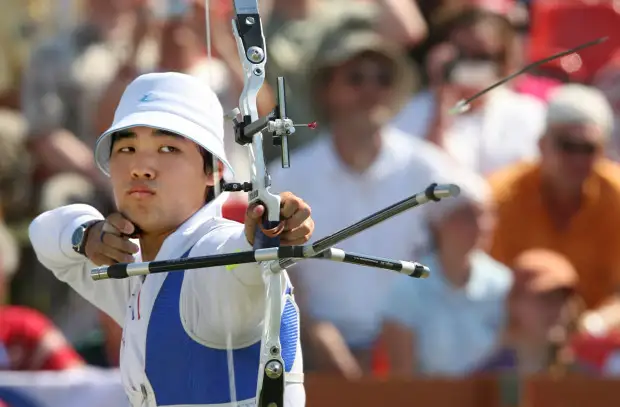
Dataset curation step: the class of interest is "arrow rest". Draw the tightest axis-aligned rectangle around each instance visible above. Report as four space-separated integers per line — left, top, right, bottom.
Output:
224 76 316 193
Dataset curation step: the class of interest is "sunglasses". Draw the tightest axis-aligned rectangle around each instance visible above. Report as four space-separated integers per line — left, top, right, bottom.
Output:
553 136 599 155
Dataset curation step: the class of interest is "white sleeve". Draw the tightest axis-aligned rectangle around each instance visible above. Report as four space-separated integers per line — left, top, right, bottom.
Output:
28 204 133 326
180 220 286 348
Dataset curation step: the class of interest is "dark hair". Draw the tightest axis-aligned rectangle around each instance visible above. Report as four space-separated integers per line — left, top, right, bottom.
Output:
109 131 225 203
438 7 518 74
198 147 226 202
440 7 516 41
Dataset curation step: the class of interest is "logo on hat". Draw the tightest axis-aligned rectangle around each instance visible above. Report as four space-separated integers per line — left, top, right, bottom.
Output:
140 93 156 102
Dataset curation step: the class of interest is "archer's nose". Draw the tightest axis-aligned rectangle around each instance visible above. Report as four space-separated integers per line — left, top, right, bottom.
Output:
131 159 157 180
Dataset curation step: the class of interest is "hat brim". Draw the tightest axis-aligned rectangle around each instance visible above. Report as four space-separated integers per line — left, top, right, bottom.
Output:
94 110 235 179
309 33 418 123
320 35 397 68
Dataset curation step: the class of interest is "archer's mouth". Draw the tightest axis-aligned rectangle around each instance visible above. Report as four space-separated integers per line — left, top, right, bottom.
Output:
128 191 156 198
127 183 156 197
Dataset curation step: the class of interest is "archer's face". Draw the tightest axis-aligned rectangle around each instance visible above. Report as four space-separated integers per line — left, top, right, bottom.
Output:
108 126 212 235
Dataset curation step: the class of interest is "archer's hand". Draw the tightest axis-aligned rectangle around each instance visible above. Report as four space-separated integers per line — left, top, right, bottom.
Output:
244 192 314 246
85 213 140 266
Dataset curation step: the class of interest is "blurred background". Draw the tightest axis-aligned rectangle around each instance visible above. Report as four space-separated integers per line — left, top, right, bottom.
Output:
3 0 620 406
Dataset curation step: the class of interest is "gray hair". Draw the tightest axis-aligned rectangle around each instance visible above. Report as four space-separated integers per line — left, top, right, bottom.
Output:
546 84 614 139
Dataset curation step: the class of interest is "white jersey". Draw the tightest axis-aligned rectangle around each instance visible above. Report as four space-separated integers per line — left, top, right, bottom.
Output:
28 192 305 407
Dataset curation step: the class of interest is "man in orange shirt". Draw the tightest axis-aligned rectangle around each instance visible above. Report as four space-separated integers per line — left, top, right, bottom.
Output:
488 84 620 335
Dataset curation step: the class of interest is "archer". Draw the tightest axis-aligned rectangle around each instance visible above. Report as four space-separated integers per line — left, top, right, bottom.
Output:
28 72 312 407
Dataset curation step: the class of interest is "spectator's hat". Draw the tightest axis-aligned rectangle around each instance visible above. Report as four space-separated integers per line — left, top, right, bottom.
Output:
94 72 234 178
307 19 417 122
546 84 614 138
512 249 578 294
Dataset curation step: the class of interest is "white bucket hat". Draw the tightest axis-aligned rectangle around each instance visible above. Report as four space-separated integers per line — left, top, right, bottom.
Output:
94 72 234 177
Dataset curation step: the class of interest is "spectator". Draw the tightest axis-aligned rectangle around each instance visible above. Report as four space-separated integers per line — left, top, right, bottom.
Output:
380 172 513 377
262 0 428 164
392 7 546 175
488 84 620 332
262 0 371 164
269 22 458 379
475 249 585 375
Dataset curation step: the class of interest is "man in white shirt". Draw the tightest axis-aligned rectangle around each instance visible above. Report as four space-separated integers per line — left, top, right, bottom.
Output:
392 8 547 175
28 72 314 407
269 22 460 378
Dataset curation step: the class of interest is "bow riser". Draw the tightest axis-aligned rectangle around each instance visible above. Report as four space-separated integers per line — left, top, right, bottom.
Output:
231 1 288 406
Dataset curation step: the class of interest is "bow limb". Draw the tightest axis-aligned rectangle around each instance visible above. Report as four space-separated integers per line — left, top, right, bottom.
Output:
233 0 266 122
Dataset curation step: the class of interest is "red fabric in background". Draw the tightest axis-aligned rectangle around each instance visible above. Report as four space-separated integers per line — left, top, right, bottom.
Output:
570 330 620 373
0 306 83 371
528 0 620 83
221 196 247 224
372 339 390 377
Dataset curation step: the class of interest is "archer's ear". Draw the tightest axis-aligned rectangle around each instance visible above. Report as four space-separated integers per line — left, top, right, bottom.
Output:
205 161 225 186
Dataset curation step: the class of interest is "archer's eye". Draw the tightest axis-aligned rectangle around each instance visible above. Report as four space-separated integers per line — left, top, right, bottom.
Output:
160 146 179 153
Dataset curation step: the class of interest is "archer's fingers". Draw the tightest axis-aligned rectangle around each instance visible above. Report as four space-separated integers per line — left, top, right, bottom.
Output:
105 213 135 235
281 218 314 245
245 204 265 222
89 253 119 267
98 244 135 264
280 193 305 220
101 232 140 255
284 205 311 231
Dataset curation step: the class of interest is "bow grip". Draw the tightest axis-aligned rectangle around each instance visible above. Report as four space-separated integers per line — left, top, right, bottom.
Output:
254 218 281 249
251 193 283 250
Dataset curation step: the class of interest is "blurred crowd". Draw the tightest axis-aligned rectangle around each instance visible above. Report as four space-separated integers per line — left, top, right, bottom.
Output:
3 0 620 388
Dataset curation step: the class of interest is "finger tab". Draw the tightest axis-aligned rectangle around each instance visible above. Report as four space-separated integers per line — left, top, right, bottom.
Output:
260 221 286 238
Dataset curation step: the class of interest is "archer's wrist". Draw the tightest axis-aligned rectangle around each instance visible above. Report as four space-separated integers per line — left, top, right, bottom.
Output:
61 215 103 260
